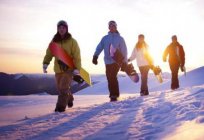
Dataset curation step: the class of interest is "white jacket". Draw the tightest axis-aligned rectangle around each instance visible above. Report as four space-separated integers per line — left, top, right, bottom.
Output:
129 44 152 67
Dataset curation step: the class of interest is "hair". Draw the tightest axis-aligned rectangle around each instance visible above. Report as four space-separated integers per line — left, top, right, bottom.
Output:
172 35 177 39
52 32 71 42
136 34 147 50
52 20 71 42
171 35 178 43
57 20 68 29
108 20 117 26
138 34 144 38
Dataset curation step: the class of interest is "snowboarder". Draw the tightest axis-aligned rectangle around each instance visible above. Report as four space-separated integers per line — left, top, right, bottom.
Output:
43 20 81 112
92 20 128 101
163 35 185 90
128 34 154 96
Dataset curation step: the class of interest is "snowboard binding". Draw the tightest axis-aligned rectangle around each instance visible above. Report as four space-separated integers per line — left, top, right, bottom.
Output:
73 75 84 84
153 66 162 75
126 63 137 76
152 66 163 83
109 44 139 83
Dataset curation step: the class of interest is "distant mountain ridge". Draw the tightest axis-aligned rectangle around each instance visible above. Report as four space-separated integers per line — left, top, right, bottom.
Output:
150 66 204 91
0 72 89 95
76 66 204 95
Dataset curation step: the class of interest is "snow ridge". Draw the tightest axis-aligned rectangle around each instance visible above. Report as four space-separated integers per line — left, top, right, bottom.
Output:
0 66 204 139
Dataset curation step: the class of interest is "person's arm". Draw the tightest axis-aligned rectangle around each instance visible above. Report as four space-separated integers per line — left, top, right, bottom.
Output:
94 37 105 57
128 47 137 62
42 44 54 73
179 45 185 67
43 45 53 65
163 46 169 62
92 37 105 65
120 37 128 62
144 45 154 66
72 39 81 70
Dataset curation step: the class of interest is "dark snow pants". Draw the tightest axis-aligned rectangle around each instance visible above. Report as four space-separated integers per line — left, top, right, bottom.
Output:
106 63 120 98
169 61 180 90
55 71 73 110
139 66 150 93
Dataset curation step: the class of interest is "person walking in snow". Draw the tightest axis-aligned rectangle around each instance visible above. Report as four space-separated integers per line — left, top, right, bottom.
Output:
128 34 154 96
163 35 185 90
43 20 81 112
92 20 128 101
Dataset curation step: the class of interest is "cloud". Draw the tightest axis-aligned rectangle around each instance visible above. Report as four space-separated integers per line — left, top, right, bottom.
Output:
0 47 43 58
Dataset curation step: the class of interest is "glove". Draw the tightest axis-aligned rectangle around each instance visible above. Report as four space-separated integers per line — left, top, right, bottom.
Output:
153 66 162 75
126 63 136 75
149 65 154 70
73 75 84 84
43 64 48 73
57 60 69 71
121 62 127 72
73 69 80 75
180 66 185 72
92 55 98 65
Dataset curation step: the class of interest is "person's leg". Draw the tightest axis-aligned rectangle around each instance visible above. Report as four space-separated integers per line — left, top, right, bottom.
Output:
174 63 180 89
64 71 74 108
139 66 150 95
169 62 180 90
106 63 120 100
55 72 73 112
170 63 175 90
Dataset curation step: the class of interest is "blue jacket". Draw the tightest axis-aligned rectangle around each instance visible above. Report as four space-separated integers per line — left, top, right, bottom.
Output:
94 32 128 64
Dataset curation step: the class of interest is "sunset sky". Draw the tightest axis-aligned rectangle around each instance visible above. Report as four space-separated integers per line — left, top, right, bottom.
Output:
0 0 203 74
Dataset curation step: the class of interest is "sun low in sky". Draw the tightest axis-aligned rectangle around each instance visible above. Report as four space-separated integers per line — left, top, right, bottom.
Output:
0 0 203 74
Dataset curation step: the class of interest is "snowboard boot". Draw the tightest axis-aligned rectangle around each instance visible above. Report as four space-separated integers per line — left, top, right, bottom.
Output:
67 93 74 108
171 86 179 90
126 63 136 76
55 106 65 112
153 66 162 75
110 96 118 102
55 93 68 112
140 90 149 96
110 98 117 102
171 84 179 90
73 75 84 84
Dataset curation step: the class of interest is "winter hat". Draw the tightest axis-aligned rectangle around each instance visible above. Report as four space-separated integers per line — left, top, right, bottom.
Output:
172 35 177 40
108 20 117 27
57 20 68 28
138 34 144 38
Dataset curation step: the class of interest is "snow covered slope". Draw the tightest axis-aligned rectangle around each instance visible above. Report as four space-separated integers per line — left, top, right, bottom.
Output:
77 73 167 95
77 66 204 95
0 66 204 139
151 66 204 91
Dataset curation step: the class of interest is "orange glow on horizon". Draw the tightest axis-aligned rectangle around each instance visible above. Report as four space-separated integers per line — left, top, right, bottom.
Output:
0 0 203 74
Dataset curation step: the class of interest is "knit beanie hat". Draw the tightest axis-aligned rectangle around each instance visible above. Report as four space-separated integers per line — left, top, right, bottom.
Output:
57 20 68 28
108 20 117 27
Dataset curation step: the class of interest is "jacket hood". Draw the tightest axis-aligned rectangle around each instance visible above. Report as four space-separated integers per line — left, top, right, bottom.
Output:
108 30 120 35
52 32 72 42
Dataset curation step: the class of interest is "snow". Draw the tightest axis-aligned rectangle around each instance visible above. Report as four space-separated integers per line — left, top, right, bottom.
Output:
13 74 24 80
151 66 204 92
0 66 204 140
79 73 168 94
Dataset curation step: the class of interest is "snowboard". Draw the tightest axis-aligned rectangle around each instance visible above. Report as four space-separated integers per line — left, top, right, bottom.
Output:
110 44 139 83
181 66 186 76
152 66 163 83
49 42 92 86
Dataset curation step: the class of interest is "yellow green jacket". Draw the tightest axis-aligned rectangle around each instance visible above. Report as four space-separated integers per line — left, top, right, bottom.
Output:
43 38 81 73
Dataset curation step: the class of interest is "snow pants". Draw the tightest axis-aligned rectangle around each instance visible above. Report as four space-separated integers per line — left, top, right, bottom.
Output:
105 63 120 98
55 71 73 110
169 62 180 90
139 66 150 93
